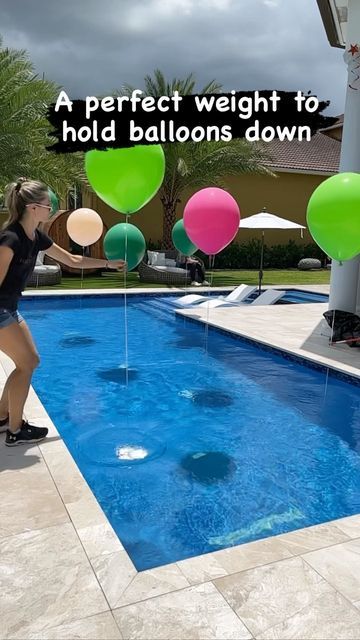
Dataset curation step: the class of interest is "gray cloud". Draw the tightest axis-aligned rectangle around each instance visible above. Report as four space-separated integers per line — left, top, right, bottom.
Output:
0 0 345 114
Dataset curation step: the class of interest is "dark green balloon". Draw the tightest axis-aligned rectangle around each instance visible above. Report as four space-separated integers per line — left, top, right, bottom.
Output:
48 188 59 217
104 223 146 271
172 219 197 256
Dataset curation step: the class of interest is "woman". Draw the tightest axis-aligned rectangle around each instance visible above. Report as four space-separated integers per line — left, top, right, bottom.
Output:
0 177 125 446
176 254 210 286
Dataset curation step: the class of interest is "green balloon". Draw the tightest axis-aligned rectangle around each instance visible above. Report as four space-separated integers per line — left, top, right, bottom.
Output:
48 188 59 217
104 223 146 271
85 145 165 214
307 172 360 261
172 219 197 256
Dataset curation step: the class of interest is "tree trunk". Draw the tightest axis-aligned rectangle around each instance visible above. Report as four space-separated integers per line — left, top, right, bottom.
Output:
162 201 177 249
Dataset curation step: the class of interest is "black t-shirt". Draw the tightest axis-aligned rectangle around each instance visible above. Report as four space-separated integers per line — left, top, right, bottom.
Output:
0 221 53 310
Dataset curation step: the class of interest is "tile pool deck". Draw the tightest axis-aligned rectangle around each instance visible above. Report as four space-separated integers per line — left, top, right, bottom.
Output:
1 285 360 639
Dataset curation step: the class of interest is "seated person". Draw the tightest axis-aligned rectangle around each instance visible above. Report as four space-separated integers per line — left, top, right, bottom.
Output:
176 253 210 286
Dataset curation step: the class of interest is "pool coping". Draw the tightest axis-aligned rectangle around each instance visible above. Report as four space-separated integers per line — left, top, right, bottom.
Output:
175 311 360 384
23 283 330 298
2 284 360 638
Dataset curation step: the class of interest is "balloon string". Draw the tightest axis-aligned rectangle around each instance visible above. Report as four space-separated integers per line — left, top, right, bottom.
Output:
203 254 215 355
330 310 336 345
183 254 190 328
204 305 210 355
209 258 215 287
323 367 330 406
80 246 85 312
124 215 129 387
81 247 84 290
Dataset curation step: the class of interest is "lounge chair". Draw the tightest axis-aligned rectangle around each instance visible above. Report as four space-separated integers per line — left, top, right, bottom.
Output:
138 250 205 285
197 288 285 308
175 284 256 307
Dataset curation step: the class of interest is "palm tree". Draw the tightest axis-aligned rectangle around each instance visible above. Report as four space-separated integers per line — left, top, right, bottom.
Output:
120 70 272 247
0 36 83 199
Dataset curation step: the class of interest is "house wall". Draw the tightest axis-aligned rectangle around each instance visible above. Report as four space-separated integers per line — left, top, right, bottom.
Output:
85 170 331 247
321 125 343 141
0 170 331 248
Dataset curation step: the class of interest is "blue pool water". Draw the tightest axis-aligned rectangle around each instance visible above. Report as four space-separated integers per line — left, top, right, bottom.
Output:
21 294 359 570
273 289 328 304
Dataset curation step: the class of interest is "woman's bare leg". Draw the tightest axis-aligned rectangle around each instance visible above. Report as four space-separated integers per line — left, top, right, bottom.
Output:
0 374 12 419
0 320 39 432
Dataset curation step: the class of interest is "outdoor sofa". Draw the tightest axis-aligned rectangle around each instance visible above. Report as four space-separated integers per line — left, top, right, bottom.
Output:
138 250 204 285
26 251 62 287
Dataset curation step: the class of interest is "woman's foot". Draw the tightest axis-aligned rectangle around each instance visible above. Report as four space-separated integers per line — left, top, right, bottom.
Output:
5 421 48 446
191 281 201 287
0 414 9 433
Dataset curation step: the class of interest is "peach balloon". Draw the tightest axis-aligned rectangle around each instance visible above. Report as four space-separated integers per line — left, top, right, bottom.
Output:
66 208 104 246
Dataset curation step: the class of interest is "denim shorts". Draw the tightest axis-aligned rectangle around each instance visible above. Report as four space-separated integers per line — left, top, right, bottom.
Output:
0 309 24 329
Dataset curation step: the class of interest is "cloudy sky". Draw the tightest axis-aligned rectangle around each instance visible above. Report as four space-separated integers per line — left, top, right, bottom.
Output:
0 0 345 115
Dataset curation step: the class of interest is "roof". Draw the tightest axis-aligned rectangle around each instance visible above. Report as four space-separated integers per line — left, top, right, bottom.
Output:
320 114 344 132
265 132 340 174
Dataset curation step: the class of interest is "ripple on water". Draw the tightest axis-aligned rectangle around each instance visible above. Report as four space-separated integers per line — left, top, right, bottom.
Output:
77 426 166 467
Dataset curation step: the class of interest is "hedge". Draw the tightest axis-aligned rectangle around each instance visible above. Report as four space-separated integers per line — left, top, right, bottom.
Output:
148 239 326 269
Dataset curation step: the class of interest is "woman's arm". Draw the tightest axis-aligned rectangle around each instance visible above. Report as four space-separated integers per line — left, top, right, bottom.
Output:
45 243 126 270
0 247 14 287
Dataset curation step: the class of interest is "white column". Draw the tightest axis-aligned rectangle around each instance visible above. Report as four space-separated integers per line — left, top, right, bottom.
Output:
329 0 360 312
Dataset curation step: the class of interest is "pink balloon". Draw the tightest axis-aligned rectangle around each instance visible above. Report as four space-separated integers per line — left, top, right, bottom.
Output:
183 188 240 255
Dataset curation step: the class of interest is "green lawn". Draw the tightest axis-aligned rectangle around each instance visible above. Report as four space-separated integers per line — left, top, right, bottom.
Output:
27 269 330 290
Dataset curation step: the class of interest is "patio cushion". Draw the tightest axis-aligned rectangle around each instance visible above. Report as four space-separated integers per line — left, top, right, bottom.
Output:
32 265 59 275
155 266 187 274
36 250 45 266
148 251 166 266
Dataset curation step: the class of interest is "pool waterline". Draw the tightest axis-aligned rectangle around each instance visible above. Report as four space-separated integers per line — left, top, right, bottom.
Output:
24 286 330 305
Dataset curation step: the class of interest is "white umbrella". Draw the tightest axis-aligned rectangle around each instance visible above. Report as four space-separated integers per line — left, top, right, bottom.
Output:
239 207 306 293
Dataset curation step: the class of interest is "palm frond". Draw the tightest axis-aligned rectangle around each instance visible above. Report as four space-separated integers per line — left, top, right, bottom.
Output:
0 38 83 194
118 70 274 244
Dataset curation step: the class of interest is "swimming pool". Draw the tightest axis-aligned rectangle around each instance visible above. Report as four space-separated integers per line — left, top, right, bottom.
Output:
274 289 328 304
22 294 360 571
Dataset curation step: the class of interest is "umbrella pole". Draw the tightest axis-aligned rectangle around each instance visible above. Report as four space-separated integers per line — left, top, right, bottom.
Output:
259 231 264 294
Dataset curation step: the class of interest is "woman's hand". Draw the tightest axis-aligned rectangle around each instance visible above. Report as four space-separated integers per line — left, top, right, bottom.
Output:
107 259 127 271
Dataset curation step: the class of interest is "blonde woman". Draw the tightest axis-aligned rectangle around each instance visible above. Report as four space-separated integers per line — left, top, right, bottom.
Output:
0 178 125 446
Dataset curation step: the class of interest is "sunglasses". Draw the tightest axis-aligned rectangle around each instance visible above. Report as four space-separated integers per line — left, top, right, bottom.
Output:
29 203 52 211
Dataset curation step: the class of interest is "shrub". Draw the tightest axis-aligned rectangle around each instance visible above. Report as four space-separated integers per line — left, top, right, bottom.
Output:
197 240 326 269
145 239 326 269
